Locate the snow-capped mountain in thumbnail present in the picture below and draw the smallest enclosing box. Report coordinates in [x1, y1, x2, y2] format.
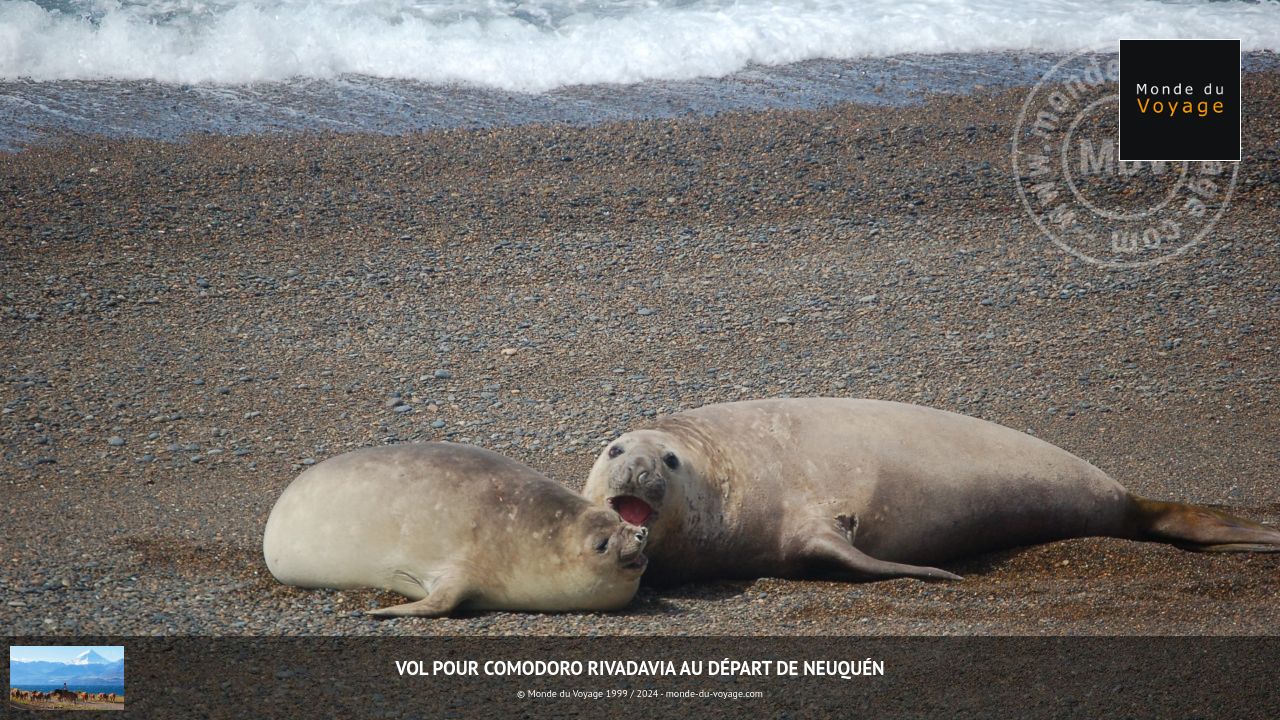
[69, 650, 110, 665]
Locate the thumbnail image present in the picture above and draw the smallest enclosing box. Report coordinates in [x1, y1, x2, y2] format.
[9, 646, 124, 711]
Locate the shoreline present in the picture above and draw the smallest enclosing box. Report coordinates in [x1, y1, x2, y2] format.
[4, 51, 1278, 153]
[1, 70, 1278, 636]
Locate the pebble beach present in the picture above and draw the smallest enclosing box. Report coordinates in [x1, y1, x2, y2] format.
[2, 69, 1278, 637]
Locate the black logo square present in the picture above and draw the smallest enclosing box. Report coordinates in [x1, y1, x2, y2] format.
[1119, 39, 1240, 161]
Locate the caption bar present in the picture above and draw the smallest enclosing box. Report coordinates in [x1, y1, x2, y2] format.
[396, 658, 885, 680]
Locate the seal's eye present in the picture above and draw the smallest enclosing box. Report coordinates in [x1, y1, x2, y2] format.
[662, 452, 680, 470]
[607, 445, 623, 459]
[595, 538, 610, 554]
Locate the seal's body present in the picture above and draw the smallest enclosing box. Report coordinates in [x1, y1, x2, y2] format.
[265, 443, 648, 616]
[584, 398, 1280, 585]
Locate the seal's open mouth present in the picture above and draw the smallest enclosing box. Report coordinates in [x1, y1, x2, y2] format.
[610, 495, 654, 526]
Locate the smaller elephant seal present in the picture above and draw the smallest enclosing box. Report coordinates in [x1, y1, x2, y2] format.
[584, 398, 1280, 586]
[263, 442, 649, 617]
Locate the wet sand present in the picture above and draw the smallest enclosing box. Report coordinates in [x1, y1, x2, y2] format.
[0, 53, 1105, 152]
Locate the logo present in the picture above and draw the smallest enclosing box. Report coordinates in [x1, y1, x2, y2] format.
[1119, 39, 1241, 162]
[1012, 52, 1238, 268]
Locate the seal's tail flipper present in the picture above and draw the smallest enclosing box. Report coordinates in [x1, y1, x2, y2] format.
[1128, 496, 1280, 552]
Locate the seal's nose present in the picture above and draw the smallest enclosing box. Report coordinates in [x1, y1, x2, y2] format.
[620, 455, 656, 486]
[635, 527, 649, 543]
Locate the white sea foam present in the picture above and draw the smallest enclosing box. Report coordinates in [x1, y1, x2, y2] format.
[1, 0, 1277, 89]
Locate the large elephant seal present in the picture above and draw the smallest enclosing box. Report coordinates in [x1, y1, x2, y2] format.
[584, 398, 1280, 586]
[264, 442, 649, 617]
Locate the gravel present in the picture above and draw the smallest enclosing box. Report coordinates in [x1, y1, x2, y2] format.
[1, 75, 1278, 637]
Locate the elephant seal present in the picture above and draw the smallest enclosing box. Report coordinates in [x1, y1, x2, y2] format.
[584, 398, 1280, 586]
[264, 442, 649, 617]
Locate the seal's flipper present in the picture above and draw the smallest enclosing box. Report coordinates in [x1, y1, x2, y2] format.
[366, 595, 458, 619]
[803, 530, 962, 582]
[367, 578, 467, 619]
[1128, 496, 1280, 552]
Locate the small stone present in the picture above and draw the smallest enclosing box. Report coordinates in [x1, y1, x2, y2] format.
[301, 458, 317, 466]
[858, 294, 878, 303]
[196, 277, 210, 288]
[244, 411, 261, 419]
[107, 436, 125, 447]
[393, 405, 413, 414]
[431, 419, 446, 429]
[637, 307, 655, 316]
[433, 369, 452, 380]
[500, 348, 518, 356]
[215, 386, 231, 395]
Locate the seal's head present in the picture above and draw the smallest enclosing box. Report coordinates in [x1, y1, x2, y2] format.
[584, 429, 692, 548]
[544, 507, 649, 611]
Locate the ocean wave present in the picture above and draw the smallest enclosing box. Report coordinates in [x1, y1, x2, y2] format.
[1, 0, 1278, 89]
